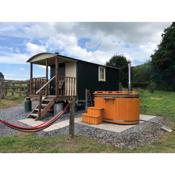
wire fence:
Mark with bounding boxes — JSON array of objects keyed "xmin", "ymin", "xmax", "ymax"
[{"xmin": 0, "ymin": 79, "xmax": 29, "ymax": 99}]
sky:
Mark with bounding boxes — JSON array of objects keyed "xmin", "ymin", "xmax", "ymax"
[{"xmin": 0, "ymin": 22, "xmax": 171, "ymax": 80}]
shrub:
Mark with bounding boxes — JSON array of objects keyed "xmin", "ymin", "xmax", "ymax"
[{"xmin": 147, "ymin": 81, "xmax": 156, "ymax": 93}]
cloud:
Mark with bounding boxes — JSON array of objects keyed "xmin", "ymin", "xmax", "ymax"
[
  {"xmin": 74, "ymin": 22, "xmax": 169, "ymax": 44},
  {"xmin": 0, "ymin": 53, "xmax": 28, "ymax": 64},
  {"xmin": 26, "ymin": 42, "xmax": 46, "ymax": 55},
  {"xmin": 0, "ymin": 22, "xmax": 171, "ymax": 67}
]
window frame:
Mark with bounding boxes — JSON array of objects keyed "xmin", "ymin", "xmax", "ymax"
[{"xmin": 98, "ymin": 66, "xmax": 106, "ymax": 82}]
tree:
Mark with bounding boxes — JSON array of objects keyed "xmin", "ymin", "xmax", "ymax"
[
  {"xmin": 106, "ymin": 55, "xmax": 128, "ymax": 87},
  {"xmin": 132, "ymin": 61, "xmax": 153, "ymax": 88},
  {"xmin": 0, "ymin": 72, "xmax": 4, "ymax": 79},
  {"xmin": 151, "ymin": 22, "xmax": 175, "ymax": 90}
]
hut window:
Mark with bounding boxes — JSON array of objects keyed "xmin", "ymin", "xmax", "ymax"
[{"xmin": 98, "ymin": 66, "xmax": 106, "ymax": 82}]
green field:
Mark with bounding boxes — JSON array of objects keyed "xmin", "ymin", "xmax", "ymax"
[
  {"xmin": 0, "ymin": 131, "xmax": 174, "ymax": 153},
  {"xmin": 140, "ymin": 90, "xmax": 175, "ymax": 121},
  {"xmin": 0, "ymin": 95, "xmax": 25, "ymax": 109},
  {"xmin": 0, "ymin": 90, "xmax": 175, "ymax": 153}
]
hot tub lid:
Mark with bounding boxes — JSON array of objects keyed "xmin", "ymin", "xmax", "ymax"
[{"xmin": 94, "ymin": 91, "xmax": 139, "ymax": 98}]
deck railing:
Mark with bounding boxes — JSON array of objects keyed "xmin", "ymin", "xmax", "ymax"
[
  {"xmin": 30, "ymin": 76, "xmax": 77, "ymax": 97},
  {"xmin": 32, "ymin": 76, "xmax": 76, "ymax": 118},
  {"xmin": 57, "ymin": 76, "xmax": 77, "ymax": 97},
  {"xmin": 30, "ymin": 77, "xmax": 47, "ymax": 95}
]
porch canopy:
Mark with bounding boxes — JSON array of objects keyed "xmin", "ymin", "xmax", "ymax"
[
  {"xmin": 27, "ymin": 52, "xmax": 76, "ymax": 66},
  {"xmin": 27, "ymin": 52, "xmax": 77, "ymax": 97}
]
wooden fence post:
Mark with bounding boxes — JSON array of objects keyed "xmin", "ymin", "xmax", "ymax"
[
  {"xmin": 0, "ymin": 78, "xmax": 5, "ymax": 99},
  {"xmin": 19, "ymin": 82, "xmax": 22, "ymax": 96},
  {"xmin": 69, "ymin": 97, "xmax": 75, "ymax": 138},
  {"xmin": 11, "ymin": 82, "xmax": 14, "ymax": 96},
  {"xmin": 5, "ymin": 82, "xmax": 7, "ymax": 97}
]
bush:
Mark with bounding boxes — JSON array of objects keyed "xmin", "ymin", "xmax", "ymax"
[
  {"xmin": 147, "ymin": 81, "xmax": 156, "ymax": 93},
  {"xmin": 0, "ymin": 72, "xmax": 4, "ymax": 79},
  {"xmin": 132, "ymin": 82, "xmax": 149, "ymax": 89}
]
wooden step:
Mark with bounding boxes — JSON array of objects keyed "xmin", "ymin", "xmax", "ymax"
[
  {"xmin": 27, "ymin": 96, "xmax": 55, "ymax": 120},
  {"xmin": 29, "ymin": 113, "xmax": 38, "ymax": 118},
  {"xmin": 47, "ymin": 95, "xmax": 56, "ymax": 98},
  {"xmin": 34, "ymin": 108, "xmax": 43, "ymax": 112},
  {"xmin": 43, "ymin": 99, "xmax": 52, "ymax": 102},
  {"xmin": 42, "ymin": 104, "xmax": 48, "ymax": 107}
]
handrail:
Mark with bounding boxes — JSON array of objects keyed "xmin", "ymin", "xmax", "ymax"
[
  {"xmin": 32, "ymin": 76, "xmax": 46, "ymax": 79},
  {"xmin": 36, "ymin": 75, "xmax": 55, "ymax": 94}
]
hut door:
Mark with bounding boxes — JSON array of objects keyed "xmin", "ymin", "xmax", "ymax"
[
  {"xmin": 50, "ymin": 63, "xmax": 65, "ymax": 95},
  {"xmin": 59, "ymin": 63, "xmax": 65, "ymax": 77}
]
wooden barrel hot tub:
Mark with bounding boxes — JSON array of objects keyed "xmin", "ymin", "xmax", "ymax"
[{"xmin": 94, "ymin": 91, "xmax": 140, "ymax": 125}]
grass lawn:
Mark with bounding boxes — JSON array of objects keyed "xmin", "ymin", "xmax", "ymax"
[
  {"xmin": 0, "ymin": 90, "xmax": 175, "ymax": 153},
  {"xmin": 0, "ymin": 95, "xmax": 25, "ymax": 109},
  {"xmin": 140, "ymin": 90, "xmax": 175, "ymax": 121},
  {"xmin": 0, "ymin": 131, "xmax": 175, "ymax": 153}
]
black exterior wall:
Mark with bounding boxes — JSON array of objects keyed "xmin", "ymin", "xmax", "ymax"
[
  {"xmin": 77, "ymin": 61, "xmax": 119, "ymax": 101},
  {"xmin": 49, "ymin": 61, "xmax": 119, "ymax": 100}
]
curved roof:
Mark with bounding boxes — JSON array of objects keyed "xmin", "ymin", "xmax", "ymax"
[
  {"xmin": 27, "ymin": 52, "xmax": 57, "ymax": 63},
  {"xmin": 26, "ymin": 52, "xmax": 119, "ymax": 69}
]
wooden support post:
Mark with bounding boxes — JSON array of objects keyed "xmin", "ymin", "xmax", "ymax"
[
  {"xmin": 30, "ymin": 63, "xmax": 33, "ymax": 95},
  {"xmin": 55, "ymin": 57, "xmax": 59, "ymax": 97},
  {"xmin": 46, "ymin": 59, "xmax": 48, "ymax": 96},
  {"xmin": 85, "ymin": 88, "xmax": 88, "ymax": 110},
  {"xmin": 38, "ymin": 93, "xmax": 42, "ymax": 119},
  {"xmin": 69, "ymin": 97, "xmax": 75, "ymax": 138}
]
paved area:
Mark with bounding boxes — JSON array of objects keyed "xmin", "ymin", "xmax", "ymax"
[
  {"xmin": 76, "ymin": 114, "xmax": 156, "ymax": 133},
  {"xmin": 19, "ymin": 117, "xmax": 81, "ymax": 132},
  {"xmin": 19, "ymin": 114, "xmax": 156, "ymax": 133}
]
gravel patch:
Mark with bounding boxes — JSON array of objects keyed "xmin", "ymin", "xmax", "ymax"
[
  {"xmin": 0, "ymin": 102, "xmax": 82, "ymax": 136},
  {"xmin": 75, "ymin": 116, "xmax": 171, "ymax": 148},
  {"xmin": 0, "ymin": 102, "xmax": 38, "ymax": 136},
  {"xmin": 39, "ymin": 114, "xmax": 172, "ymax": 148}
]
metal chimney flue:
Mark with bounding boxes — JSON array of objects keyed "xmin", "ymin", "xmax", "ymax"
[{"xmin": 128, "ymin": 60, "xmax": 131, "ymax": 92}]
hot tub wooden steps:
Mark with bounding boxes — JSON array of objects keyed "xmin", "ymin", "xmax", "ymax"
[{"xmin": 82, "ymin": 107, "xmax": 104, "ymax": 125}]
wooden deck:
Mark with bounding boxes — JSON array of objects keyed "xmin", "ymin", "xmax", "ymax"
[
  {"xmin": 30, "ymin": 76, "xmax": 77, "ymax": 98},
  {"xmin": 28, "ymin": 57, "xmax": 77, "ymax": 119},
  {"xmin": 30, "ymin": 94, "xmax": 75, "ymax": 101},
  {"xmin": 29, "ymin": 76, "xmax": 77, "ymax": 119}
]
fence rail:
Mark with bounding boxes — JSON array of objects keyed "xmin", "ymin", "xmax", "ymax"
[
  {"xmin": 0, "ymin": 78, "xmax": 5, "ymax": 99},
  {"xmin": 3, "ymin": 80, "xmax": 29, "ymax": 97},
  {"xmin": 0, "ymin": 76, "xmax": 77, "ymax": 99}
]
